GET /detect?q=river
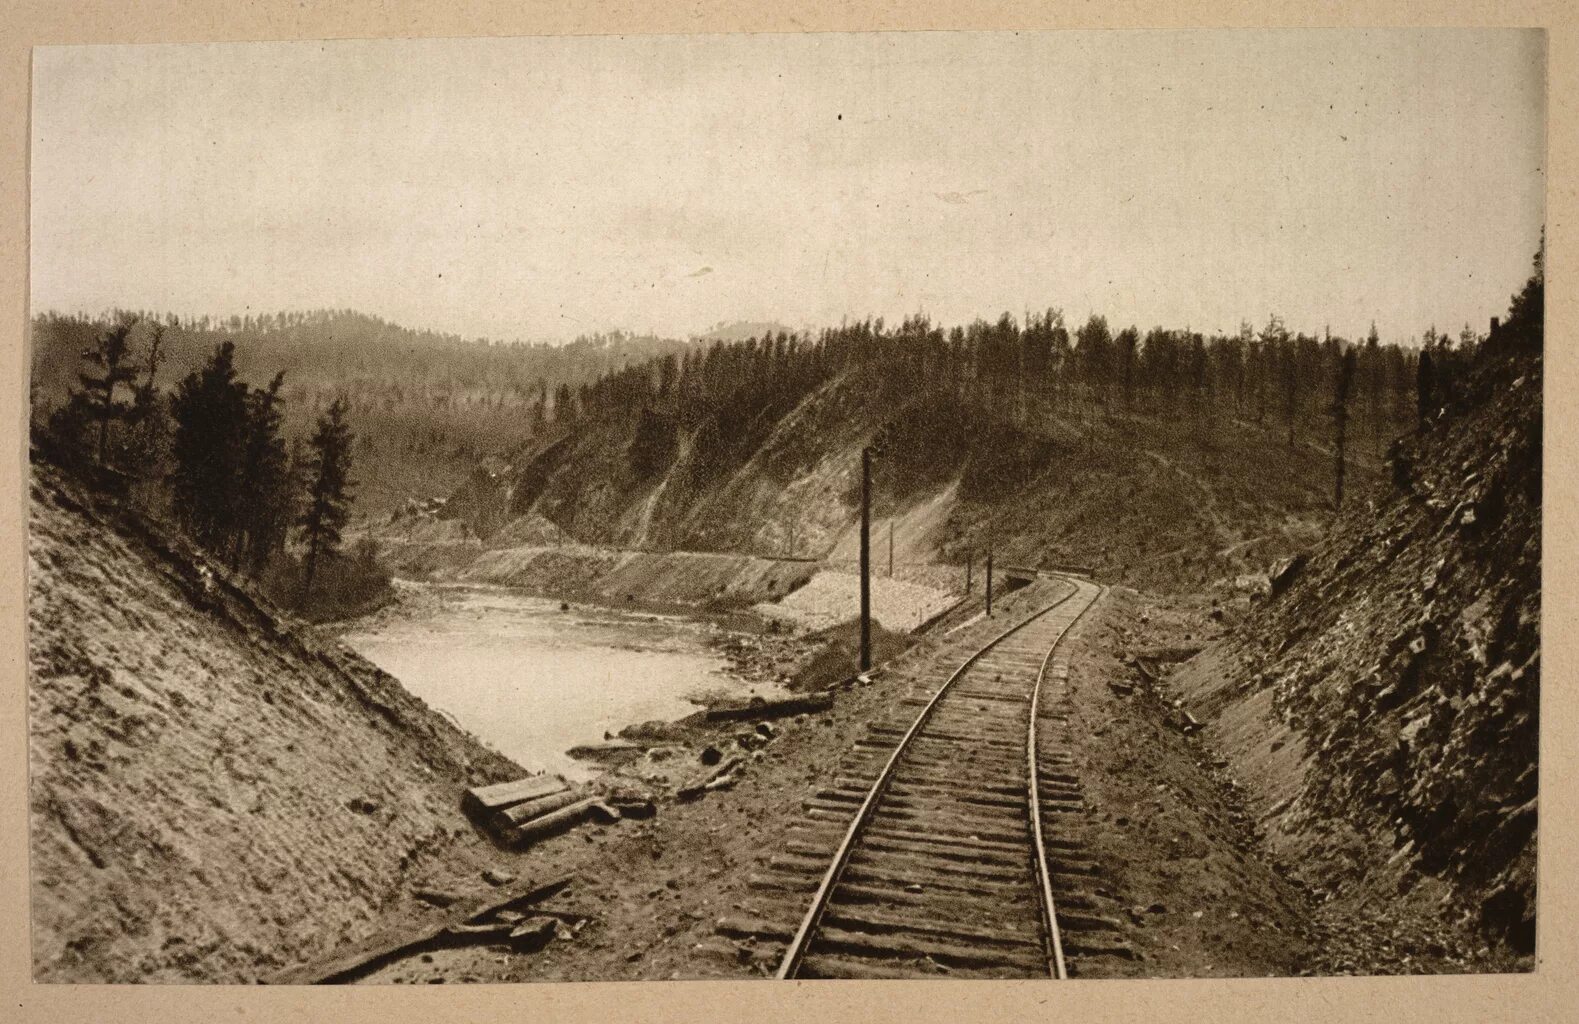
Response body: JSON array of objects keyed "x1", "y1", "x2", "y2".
[{"x1": 341, "y1": 582, "x2": 778, "y2": 779}]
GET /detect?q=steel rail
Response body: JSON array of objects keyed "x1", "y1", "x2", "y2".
[
  {"x1": 1026, "y1": 579, "x2": 1105, "y2": 980},
  {"x1": 774, "y1": 577, "x2": 1081, "y2": 980}
]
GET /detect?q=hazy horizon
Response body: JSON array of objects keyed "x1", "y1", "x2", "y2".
[{"x1": 31, "y1": 30, "x2": 1545, "y2": 346}]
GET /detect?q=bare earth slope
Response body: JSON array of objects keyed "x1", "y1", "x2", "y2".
[
  {"x1": 391, "y1": 373, "x2": 1364, "y2": 597},
  {"x1": 27, "y1": 464, "x2": 522, "y2": 982},
  {"x1": 1169, "y1": 336, "x2": 1540, "y2": 967}
]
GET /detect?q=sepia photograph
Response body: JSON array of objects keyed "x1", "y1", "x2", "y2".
[{"x1": 23, "y1": 28, "x2": 1543, "y2": 986}]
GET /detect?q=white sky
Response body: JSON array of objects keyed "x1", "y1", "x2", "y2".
[{"x1": 31, "y1": 30, "x2": 1545, "y2": 344}]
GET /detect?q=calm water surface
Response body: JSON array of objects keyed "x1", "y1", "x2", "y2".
[{"x1": 343, "y1": 583, "x2": 775, "y2": 778}]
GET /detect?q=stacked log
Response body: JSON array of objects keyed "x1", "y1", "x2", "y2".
[
  {"x1": 501, "y1": 797, "x2": 612, "y2": 847},
  {"x1": 463, "y1": 775, "x2": 571, "y2": 819},
  {"x1": 464, "y1": 775, "x2": 617, "y2": 847}
]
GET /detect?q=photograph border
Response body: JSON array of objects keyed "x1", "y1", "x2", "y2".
[{"x1": 0, "y1": 2, "x2": 1572, "y2": 1022}]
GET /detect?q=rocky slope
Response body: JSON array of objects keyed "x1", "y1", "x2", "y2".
[
  {"x1": 1169, "y1": 316, "x2": 1541, "y2": 964},
  {"x1": 27, "y1": 462, "x2": 524, "y2": 982}
]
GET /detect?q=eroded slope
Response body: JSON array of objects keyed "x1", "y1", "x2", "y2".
[{"x1": 27, "y1": 465, "x2": 521, "y2": 982}]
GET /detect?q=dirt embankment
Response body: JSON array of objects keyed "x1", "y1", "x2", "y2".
[
  {"x1": 454, "y1": 546, "x2": 819, "y2": 610},
  {"x1": 374, "y1": 533, "x2": 964, "y2": 642},
  {"x1": 1164, "y1": 340, "x2": 1540, "y2": 970},
  {"x1": 27, "y1": 465, "x2": 525, "y2": 983}
]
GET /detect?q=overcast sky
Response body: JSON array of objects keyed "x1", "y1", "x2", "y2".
[{"x1": 31, "y1": 30, "x2": 1544, "y2": 344}]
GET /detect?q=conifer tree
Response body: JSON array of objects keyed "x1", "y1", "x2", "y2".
[
  {"x1": 298, "y1": 397, "x2": 356, "y2": 604},
  {"x1": 121, "y1": 324, "x2": 171, "y2": 486},
  {"x1": 169, "y1": 342, "x2": 250, "y2": 558},
  {"x1": 1333, "y1": 347, "x2": 1357, "y2": 509},
  {"x1": 1363, "y1": 322, "x2": 1384, "y2": 456},
  {"x1": 73, "y1": 316, "x2": 140, "y2": 465},
  {"x1": 239, "y1": 371, "x2": 293, "y2": 571},
  {"x1": 1417, "y1": 347, "x2": 1436, "y2": 427}
]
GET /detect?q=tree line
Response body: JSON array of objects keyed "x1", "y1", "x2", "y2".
[
  {"x1": 533, "y1": 306, "x2": 1485, "y2": 512},
  {"x1": 38, "y1": 316, "x2": 361, "y2": 609},
  {"x1": 30, "y1": 309, "x2": 692, "y2": 514}
]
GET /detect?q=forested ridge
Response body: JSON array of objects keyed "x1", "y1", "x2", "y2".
[
  {"x1": 548, "y1": 309, "x2": 1456, "y2": 500},
  {"x1": 408, "y1": 303, "x2": 1490, "y2": 591},
  {"x1": 31, "y1": 297, "x2": 1494, "y2": 596},
  {"x1": 30, "y1": 309, "x2": 688, "y2": 512}
]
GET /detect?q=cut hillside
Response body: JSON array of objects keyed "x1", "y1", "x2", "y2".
[
  {"x1": 1168, "y1": 313, "x2": 1541, "y2": 965},
  {"x1": 27, "y1": 463, "x2": 523, "y2": 983},
  {"x1": 396, "y1": 371, "x2": 1368, "y2": 596}
]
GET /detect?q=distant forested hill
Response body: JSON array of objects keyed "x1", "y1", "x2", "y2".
[
  {"x1": 391, "y1": 307, "x2": 1475, "y2": 593},
  {"x1": 29, "y1": 309, "x2": 689, "y2": 512}
]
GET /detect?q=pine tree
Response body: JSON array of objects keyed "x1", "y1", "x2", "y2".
[
  {"x1": 1333, "y1": 347, "x2": 1357, "y2": 509},
  {"x1": 1363, "y1": 322, "x2": 1384, "y2": 456},
  {"x1": 73, "y1": 316, "x2": 140, "y2": 465},
  {"x1": 120, "y1": 323, "x2": 171, "y2": 487},
  {"x1": 298, "y1": 397, "x2": 356, "y2": 604},
  {"x1": 169, "y1": 342, "x2": 250, "y2": 558},
  {"x1": 1417, "y1": 347, "x2": 1436, "y2": 427},
  {"x1": 1075, "y1": 315, "x2": 1114, "y2": 416},
  {"x1": 1115, "y1": 326, "x2": 1139, "y2": 416},
  {"x1": 239, "y1": 371, "x2": 293, "y2": 571}
]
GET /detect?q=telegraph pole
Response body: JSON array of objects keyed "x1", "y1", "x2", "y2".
[
  {"x1": 859, "y1": 446, "x2": 872, "y2": 672},
  {"x1": 966, "y1": 550, "x2": 973, "y2": 592},
  {"x1": 888, "y1": 521, "x2": 894, "y2": 577},
  {"x1": 985, "y1": 543, "x2": 994, "y2": 617}
]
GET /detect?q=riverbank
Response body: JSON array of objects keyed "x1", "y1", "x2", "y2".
[
  {"x1": 353, "y1": 579, "x2": 1329, "y2": 982},
  {"x1": 339, "y1": 581, "x2": 804, "y2": 779}
]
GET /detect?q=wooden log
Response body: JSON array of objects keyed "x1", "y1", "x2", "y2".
[
  {"x1": 490, "y1": 786, "x2": 586, "y2": 831},
  {"x1": 565, "y1": 739, "x2": 644, "y2": 760},
  {"x1": 678, "y1": 755, "x2": 743, "y2": 801},
  {"x1": 705, "y1": 691, "x2": 833, "y2": 722},
  {"x1": 266, "y1": 875, "x2": 571, "y2": 984},
  {"x1": 508, "y1": 916, "x2": 560, "y2": 950},
  {"x1": 501, "y1": 797, "x2": 604, "y2": 847},
  {"x1": 463, "y1": 775, "x2": 568, "y2": 817},
  {"x1": 442, "y1": 921, "x2": 515, "y2": 940}
]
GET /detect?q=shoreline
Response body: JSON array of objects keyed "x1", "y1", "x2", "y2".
[{"x1": 331, "y1": 575, "x2": 832, "y2": 782}]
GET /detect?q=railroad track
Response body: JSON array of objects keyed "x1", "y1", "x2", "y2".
[{"x1": 715, "y1": 574, "x2": 1132, "y2": 979}]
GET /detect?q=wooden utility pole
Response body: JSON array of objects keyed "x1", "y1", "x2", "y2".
[
  {"x1": 966, "y1": 551, "x2": 973, "y2": 592},
  {"x1": 888, "y1": 521, "x2": 894, "y2": 577},
  {"x1": 985, "y1": 544, "x2": 994, "y2": 616},
  {"x1": 859, "y1": 446, "x2": 872, "y2": 672}
]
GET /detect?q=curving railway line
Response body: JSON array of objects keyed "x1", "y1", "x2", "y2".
[{"x1": 716, "y1": 573, "x2": 1129, "y2": 979}]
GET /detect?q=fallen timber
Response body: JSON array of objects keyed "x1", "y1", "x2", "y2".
[
  {"x1": 267, "y1": 875, "x2": 572, "y2": 984},
  {"x1": 705, "y1": 691, "x2": 834, "y2": 722},
  {"x1": 463, "y1": 775, "x2": 570, "y2": 818},
  {"x1": 678, "y1": 754, "x2": 744, "y2": 801},
  {"x1": 491, "y1": 786, "x2": 584, "y2": 831},
  {"x1": 463, "y1": 774, "x2": 619, "y2": 847},
  {"x1": 501, "y1": 797, "x2": 616, "y2": 846}
]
